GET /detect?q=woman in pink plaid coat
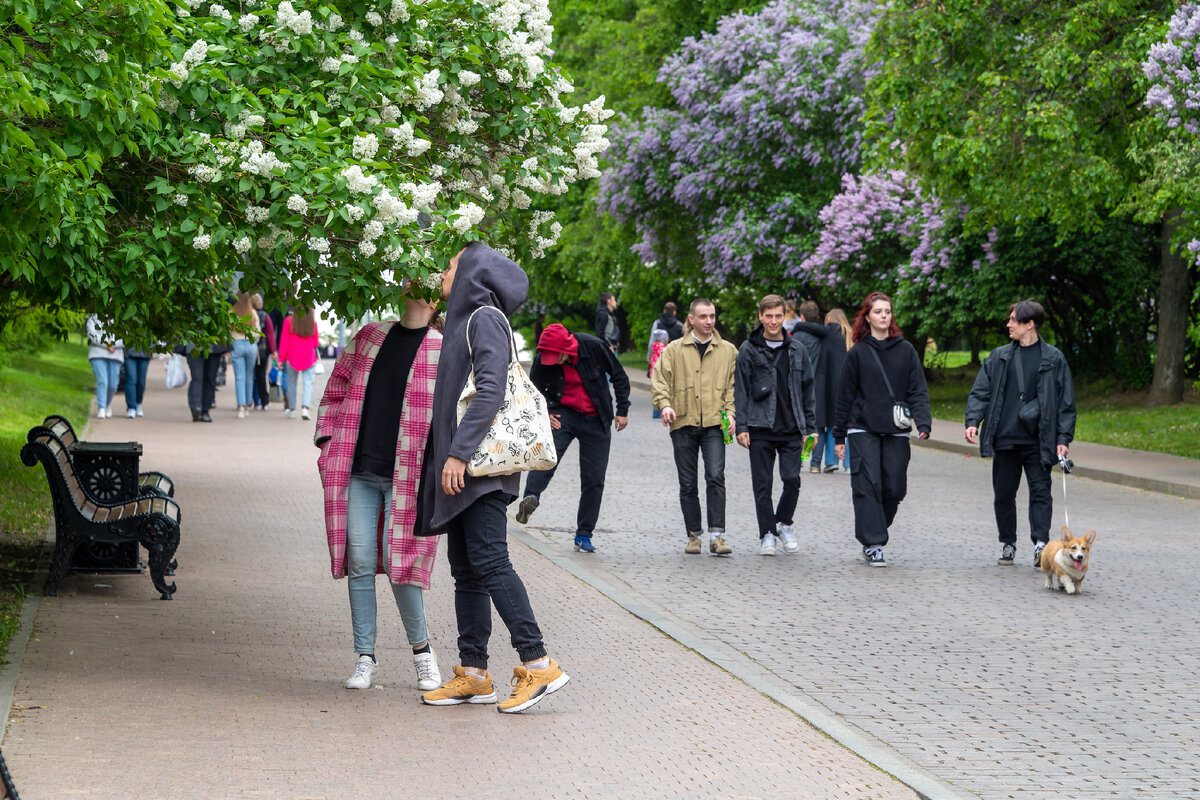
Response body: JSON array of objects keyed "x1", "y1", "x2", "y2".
[{"x1": 314, "y1": 293, "x2": 444, "y2": 692}]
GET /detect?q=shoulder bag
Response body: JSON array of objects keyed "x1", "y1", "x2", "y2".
[
  {"x1": 457, "y1": 307, "x2": 558, "y2": 477},
  {"x1": 867, "y1": 346, "x2": 912, "y2": 430}
]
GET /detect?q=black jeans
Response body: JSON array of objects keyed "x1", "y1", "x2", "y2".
[
  {"x1": 522, "y1": 408, "x2": 611, "y2": 537},
  {"x1": 748, "y1": 432, "x2": 805, "y2": 538},
  {"x1": 848, "y1": 432, "x2": 911, "y2": 547},
  {"x1": 186, "y1": 353, "x2": 222, "y2": 412},
  {"x1": 992, "y1": 445, "x2": 1053, "y2": 545},
  {"x1": 253, "y1": 350, "x2": 270, "y2": 408},
  {"x1": 445, "y1": 491, "x2": 546, "y2": 670},
  {"x1": 669, "y1": 425, "x2": 726, "y2": 533}
]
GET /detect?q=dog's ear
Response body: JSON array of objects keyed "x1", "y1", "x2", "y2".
[
  {"x1": 1084, "y1": 529, "x2": 1096, "y2": 546},
  {"x1": 1060, "y1": 526, "x2": 1072, "y2": 542}
]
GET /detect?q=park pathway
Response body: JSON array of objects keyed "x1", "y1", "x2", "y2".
[{"x1": 1, "y1": 364, "x2": 920, "y2": 799}]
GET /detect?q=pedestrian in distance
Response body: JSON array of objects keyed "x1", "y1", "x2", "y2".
[
  {"x1": 791, "y1": 306, "x2": 853, "y2": 474},
  {"x1": 123, "y1": 343, "x2": 151, "y2": 419},
  {"x1": 419, "y1": 242, "x2": 570, "y2": 714},
  {"x1": 650, "y1": 298, "x2": 739, "y2": 556},
  {"x1": 314, "y1": 285, "x2": 445, "y2": 693},
  {"x1": 789, "y1": 300, "x2": 824, "y2": 470},
  {"x1": 279, "y1": 308, "x2": 320, "y2": 420},
  {"x1": 833, "y1": 292, "x2": 931, "y2": 567},
  {"x1": 734, "y1": 294, "x2": 817, "y2": 556},
  {"x1": 964, "y1": 299, "x2": 1076, "y2": 568},
  {"x1": 647, "y1": 301, "x2": 685, "y2": 369},
  {"x1": 595, "y1": 291, "x2": 621, "y2": 352},
  {"x1": 250, "y1": 293, "x2": 277, "y2": 410},
  {"x1": 230, "y1": 292, "x2": 262, "y2": 419},
  {"x1": 515, "y1": 323, "x2": 631, "y2": 553},
  {"x1": 86, "y1": 314, "x2": 124, "y2": 419}
]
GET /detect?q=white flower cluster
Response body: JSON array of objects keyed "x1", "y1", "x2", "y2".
[
  {"x1": 385, "y1": 122, "x2": 432, "y2": 157},
  {"x1": 87, "y1": 49, "x2": 109, "y2": 63},
  {"x1": 371, "y1": 189, "x2": 420, "y2": 225},
  {"x1": 173, "y1": 193, "x2": 189, "y2": 206},
  {"x1": 192, "y1": 233, "x2": 211, "y2": 250},
  {"x1": 209, "y1": 4, "x2": 232, "y2": 20},
  {"x1": 246, "y1": 205, "x2": 269, "y2": 223},
  {"x1": 276, "y1": 1, "x2": 313, "y2": 36},
  {"x1": 385, "y1": 0, "x2": 410, "y2": 23},
  {"x1": 352, "y1": 133, "x2": 380, "y2": 159},
  {"x1": 451, "y1": 202, "x2": 486, "y2": 235},
  {"x1": 238, "y1": 13, "x2": 258, "y2": 31},
  {"x1": 345, "y1": 203, "x2": 365, "y2": 221},
  {"x1": 168, "y1": 39, "x2": 208, "y2": 87},
  {"x1": 188, "y1": 163, "x2": 217, "y2": 182},
  {"x1": 342, "y1": 165, "x2": 379, "y2": 195},
  {"x1": 458, "y1": 70, "x2": 481, "y2": 87},
  {"x1": 528, "y1": 210, "x2": 561, "y2": 258},
  {"x1": 411, "y1": 70, "x2": 444, "y2": 111},
  {"x1": 287, "y1": 194, "x2": 308, "y2": 215},
  {"x1": 233, "y1": 236, "x2": 252, "y2": 254},
  {"x1": 307, "y1": 236, "x2": 330, "y2": 253},
  {"x1": 239, "y1": 140, "x2": 289, "y2": 176}
]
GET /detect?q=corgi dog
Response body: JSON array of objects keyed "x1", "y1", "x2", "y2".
[{"x1": 1040, "y1": 526, "x2": 1096, "y2": 595}]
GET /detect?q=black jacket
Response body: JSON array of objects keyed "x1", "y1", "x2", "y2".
[
  {"x1": 734, "y1": 326, "x2": 817, "y2": 435},
  {"x1": 965, "y1": 338, "x2": 1076, "y2": 466},
  {"x1": 595, "y1": 305, "x2": 619, "y2": 349},
  {"x1": 834, "y1": 336, "x2": 931, "y2": 442},
  {"x1": 530, "y1": 332, "x2": 631, "y2": 425},
  {"x1": 653, "y1": 313, "x2": 684, "y2": 341},
  {"x1": 790, "y1": 321, "x2": 846, "y2": 428}
]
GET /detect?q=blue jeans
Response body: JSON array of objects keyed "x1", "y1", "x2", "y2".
[
  {"x1": 230, "y1": 339, "x2": 258, "y2": 407},
  {"x1": 90, "y1": 358, "x2": 120, "y2": 411},
  {"x1": 812, "y1": 426, "x2": 845, "y2": 469},
  {"x1": 286, "y1": 364, "x2": 315, "y2": 409},
  {"x1": 123, "y1": 356, "x2": 150, "y2": 411},
  {"x1": 346, "y1": 474, "x2": 429, "y2": 655}
]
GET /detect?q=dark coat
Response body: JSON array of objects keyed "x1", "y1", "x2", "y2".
[
  {"x1": 734, "y1": 326, "x2": 817, "y2": 435},
  {"x1": 834, "y1": 336, "x2": 931, "y2": 442},
  {"x1": 530, "y1": 331, "x2": 631, "y2": 425},
  {"x1": 420, "y1": 243, "x2": 528, "y2": 534},
  {"x1": 595, "y1": 305, "x2": 619, "y2": 348},
  {"x1": 964, "y1": 338, "x2": 1076, "y2": 467},
  {"x1": 790, "y1": 321, "x2": 846, "y2": 428}
]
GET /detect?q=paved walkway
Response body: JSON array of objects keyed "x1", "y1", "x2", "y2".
[{"x1": 1, "y1": 365, "x2": 921, "y2": 799}]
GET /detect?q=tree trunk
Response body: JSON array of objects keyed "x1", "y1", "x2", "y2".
[{"x1": 1147, "y1": 209, "x2": 1190, "y2": 406}]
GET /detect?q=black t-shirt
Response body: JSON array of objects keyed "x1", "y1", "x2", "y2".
[
  {"x1": 767, "y1": 340, "x2": 798, "y2": 435},
  {"x1": 353, "y1": 324, "x2": 428, "y2": 478},
  {"x1": 995, "y1": 342, "x2": 1040, "y2": 450}
]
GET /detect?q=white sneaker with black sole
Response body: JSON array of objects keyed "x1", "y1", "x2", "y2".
[
  {"x1": 1033, "y1": 542, "x2": 1045, "y2": 568},
  {"x1": 344, "y1": 654, "x2": 378, "y2": 689},
  {"x1": 413, "y1": 650, "x2": 442, "y2": 691},
  {"x1": 863, "y1": 546, "x2": 887, "y2": 567},
  {"x1": 997, "y1": 543, "x2": 1016, "y2": 566}
]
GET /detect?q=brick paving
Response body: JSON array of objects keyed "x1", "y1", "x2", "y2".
[
  {"x1": 519, "y1": 382, "x2": 1200, "y2": 800},
  {"x1": 2, "y1": 364, "x2": 917, "y2": 799}
]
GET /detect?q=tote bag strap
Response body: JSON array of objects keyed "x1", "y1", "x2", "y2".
[{"x1": 463, "y1": 306, "x2": 518, "y2": 366}]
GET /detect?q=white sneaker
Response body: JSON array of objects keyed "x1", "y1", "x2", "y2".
[
  {"x1": 759, "y1": 533, "x2": 777, "y2": 556},
  {"x1": 284, "y1": 409, "x2": 296, "y2": 419},
  {"x1": 413, "y1": 650, "x2": 442, "y2": 691},
  {"x1": 238, "y1": 407, "x2": 247, "y2": 419},
  {"x1": 136, "y1": 406, "x2": 144, "y2": 417},
  {"x1": 776, "y1": 524, "x2": 799, "y2": 554},
  {"x1": 126, "y1": 409, "x2": 137, "y2": 419},
  {"x1": 301, "y1": 407, "x2": 311, "y2": 420},
  {"x1": 344, "y1": 655, "x2": 378, "y2": 690}
]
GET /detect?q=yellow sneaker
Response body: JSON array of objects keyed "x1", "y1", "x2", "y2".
[
  {"x1": 497, "y1": 658, "x2": 571, "y2": 714},
  {"x1": 420, "y1": 665, "x2": 497, "y2": 706},
  {"x1": 709, "y1": 535, "x2": 732, "y2": 555},
  {"x1": 685, "y1": 533, "x2": 702, "y2": 554}
]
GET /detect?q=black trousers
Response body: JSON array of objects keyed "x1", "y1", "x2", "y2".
[
  {"x1": 848, "y1": 432, "x2": 911, "y2": 548},
  {"x1": 445, "y1": 491, "x2": 546, "y2": 670},
  {"x1": 748, "y1": 432, "x2": 804, "y2": 538},
  {"x1": 186, "y1": 353, "x2": 222, "y2": 413},
  {"x1": 522, "y1": 408, "x2": 611, "y2": 537},
  {"x1": 669, "y1": 425, "x2": 726, "y2": 533},
  {"x1": 992, "y1": 445, "x2": 1053, "y2": 545},
  {"x1": 253, "y1": 350, "x2": 270, "y2": 408}
]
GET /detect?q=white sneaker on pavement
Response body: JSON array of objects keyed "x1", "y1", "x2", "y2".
[
  {"x1": 126, "y1": 409, "x2": 137, "y2": 419},
  {"x1": 759, "y1": 533, "x2": 777, "y2": 556},
  {"x1": 413, "y1": 650, "x2": 442, "y2": 691},
  {"x1": 344, "y1": 654, "x2": 378, "y2": 689},
  {"x1": 776, "y1": 524, "x2": 799, "y2": 554}
]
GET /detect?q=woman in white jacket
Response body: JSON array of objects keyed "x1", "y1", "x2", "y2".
[{"x1": 86, "y1": 315, "x2": 125, "y2": 418}]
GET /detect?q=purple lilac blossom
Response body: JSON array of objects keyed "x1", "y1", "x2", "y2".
[{"x1": 1144, "y1": 4, "x2": 1200, "y2": 132}]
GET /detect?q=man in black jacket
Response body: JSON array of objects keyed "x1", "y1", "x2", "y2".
[
  {"x1": 595, "y1": 292, "x2": 620, "y2": 351},
  {"x1": 965, "y1": 300, "x2": 1076, "y2": 568},
  {"x1": 734, "y1": 295, "x2": 817, "y2": 557},
  {"x1": 516, "y1": 324, "x2": 630, "y2": 553}
]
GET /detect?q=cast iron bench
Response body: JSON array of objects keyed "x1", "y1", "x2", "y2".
[
  {"x1": 40, "y1": 415, "x2": 174, "y2": 500},
  {"x1": 20, "y1": 429, "x2": 180, "y2": 600}
]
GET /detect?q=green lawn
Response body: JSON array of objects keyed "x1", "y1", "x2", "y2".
[{"x1": 0, "y1": 340, "x2": 94, "y2": 663}]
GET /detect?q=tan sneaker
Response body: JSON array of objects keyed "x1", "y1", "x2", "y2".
[
  {"x1": 709, "y1": 535, "x2": 732, "y2": 556},
  {"x1": 497, "y1": 658, "x2": 570, "y2": 714},
  {"x1": 420, "y1": 665, "x2": 497, "y2": 706},
  {"x1": 685, "y1": 533, "x2": 702, "y2": 554}
]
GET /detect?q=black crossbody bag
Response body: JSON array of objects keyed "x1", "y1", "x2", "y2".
[{"x1": 867, "y1": 346, "x2": 912, "y2": 430}]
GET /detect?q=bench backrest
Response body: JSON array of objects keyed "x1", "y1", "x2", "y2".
[{"x1": 42, "y1": 415, "x2": 77, "y2": 448}]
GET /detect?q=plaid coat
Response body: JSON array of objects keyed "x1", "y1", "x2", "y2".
[{"x1": 315, "y1": 322, "x2": 441, "y2": 587}]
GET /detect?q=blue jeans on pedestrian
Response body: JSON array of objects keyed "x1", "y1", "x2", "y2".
[
  {"x1": 669, "y1": 425, "x2": 726, "y2": 533},
  {"x1": 286, "y1": 364, "x2": 315, "y2": 409},
  {"x1": 230, "y1": 340, "x2": 257, "y2": 408},
  {"x1": 123, "y1": 356, "x2": 150, "y2": 412},
  {"x1": 90, "y1": 358, "x2": 120, "y2": 412},
  {"x1": 812, "y1": 426, "x2": 844, "y2": 469},
  {"x1": 346, "y1": 473, "x2": 429, "y2": 655},
  {"x1": 445, "y1": 491, "x2": 546, "y2": 670}
]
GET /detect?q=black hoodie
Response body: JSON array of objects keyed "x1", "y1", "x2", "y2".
[
  {"x1": 833, "y1": 336, "x2": 931, "y2": 442},
  {"x1": 420, "y1": 243, "x2": 528, "y2": 534}
]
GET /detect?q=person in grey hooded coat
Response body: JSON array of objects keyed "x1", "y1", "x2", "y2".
[{"x1": 418, "y1": 242, "x2": 570, "y2": 714}]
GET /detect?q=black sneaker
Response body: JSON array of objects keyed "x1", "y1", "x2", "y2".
[
  {"x1": 1033, "y1": 542, "x2": 1045, "y2": 568},
  {"x1": 997, "y1": 543, "x2": 1016, "y2": 566},
  {"x1": 515, "y1": 495, "x2": 539, "y2": 524},
  {"x1": 863, "y1": 546, "x2": 887, "y2": 567}
]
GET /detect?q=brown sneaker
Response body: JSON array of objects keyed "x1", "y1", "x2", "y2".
[
  {"x1": 709, "y1": 535, "x2": 732, "y2": 556},
  {"x1": 685, "y1": 533, "x2": 702, "y2": 554},
  {"x1": 420, "y1": 665, "x2": 497, "y2": 706},
  {"x1": 497, "y1": 658, "x2": 570, "y2": 714}
]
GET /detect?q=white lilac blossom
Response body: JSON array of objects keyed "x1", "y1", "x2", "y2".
[
  {"x1": 307, "y1": 236, "x2": 330, "y2": 253},
  {"x1": 246, "y1": 205, "x2": 269, "y2": 223},
  {"x1": 359, "y1": 240, "x2": 378, "y2": 257},
  {"x1": 352, "y1": 133, "x2": 380, "y2": 159},
  {"x1": 451, "y1": 202, "x2": 485, "y2": 234},
  {"x1": 173, "y1": 193, "x2": 189, "y2": 206},
  {"x1": 233, "y1": 236, "x2": 252, "y2": 254},
  {"x1": 341, "y1": 165, "x2": 378, "y2": 194},
  {"x1": 192, "y1": 233, "x2": 211, "y2": 250},
  {"x1": 287, "y1": 194, "x2": 308, "y2": 215}
]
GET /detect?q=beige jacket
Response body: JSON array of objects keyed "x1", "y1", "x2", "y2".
[{"x1": 651, "y1": 331, "x2": 737, "y2": 432}]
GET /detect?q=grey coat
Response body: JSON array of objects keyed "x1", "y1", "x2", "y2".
[{"x1": 420, "y1": 243, "x2": 528, "y2": 534}]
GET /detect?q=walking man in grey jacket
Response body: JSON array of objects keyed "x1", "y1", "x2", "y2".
[
  {"x1": 734, "y1": 295, "x2": 817, "y2": 556},
  {"x1": 419, "y1": 242, "x2": 570, "y2": 714},
  {"x1": 965, "y1": 300, "x2": 1076, "y2": 568}
]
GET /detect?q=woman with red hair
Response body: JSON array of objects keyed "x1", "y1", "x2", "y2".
[{"x1": 833, "y1": 293, "x2": 931, "y2": 567}]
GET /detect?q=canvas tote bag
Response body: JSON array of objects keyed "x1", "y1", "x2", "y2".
[{"x1": 456, "y1": 306, "x2": 558, "y2": 477}]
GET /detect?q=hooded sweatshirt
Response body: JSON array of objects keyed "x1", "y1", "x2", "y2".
[
  {"x1": 420, "y1": 243, "x2": 528, "y2": 534},
  {"x1": 833, "y1": 335, "x2": 931, "y2": 442}
]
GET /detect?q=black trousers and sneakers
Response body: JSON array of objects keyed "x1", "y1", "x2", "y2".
[
  {"x1": 670, "y1": 425, "x2": 730, "y2": 555},
  {"x1": 187, "y1": 353, "x2": 222, "y2": 422},
  {"x1": 848, "y1": 432, "x2": 910, "y2": 566},
  {"x1": 748, "y1": 432, "x2": 804, "y2": 555},
  {"x1": 992, "y1": 445, "x2": 1052, "y2": 566},
  {"x1": 517, "y1": 408, "x2": 610, "y2": 552}
]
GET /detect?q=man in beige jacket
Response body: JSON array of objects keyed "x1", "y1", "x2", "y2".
[{"x1": 651, "y1": 298, "x2": 739, "y2": 555}]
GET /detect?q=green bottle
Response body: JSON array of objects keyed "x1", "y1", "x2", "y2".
[
  {"x1": 720, "y1": 411, "x2": 733, "y2": 445},
  {"x1": 802, "y1": 433, "x2": 816, "y2": 463}
]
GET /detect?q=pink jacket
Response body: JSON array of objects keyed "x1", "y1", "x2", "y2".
[
  {"x1": 279, "y1": 316, "x2": 320, "y2": 371},
  {"x1": 315, "y1": 322, "x2": 441, "y2": 587}
]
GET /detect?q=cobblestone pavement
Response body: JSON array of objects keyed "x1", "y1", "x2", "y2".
[
  {"x1": 2, "y1": 368, "x2": 918, "y2": 799},
  {"x1": 515, "y1": 385, "x2": 1200, "y2": 800}
]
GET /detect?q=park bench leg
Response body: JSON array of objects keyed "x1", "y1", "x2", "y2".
[{"x1": 139, "y1": 517, "x2": 179, "y2": 600}]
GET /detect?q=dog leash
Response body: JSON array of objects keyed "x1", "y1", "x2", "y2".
[{"x1": 1058, "y1": 454, "x2": 1073, "y2": 527}]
